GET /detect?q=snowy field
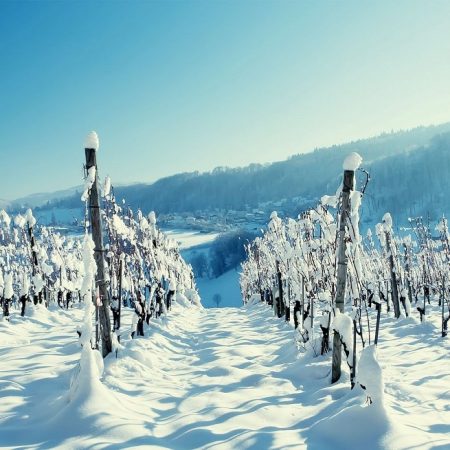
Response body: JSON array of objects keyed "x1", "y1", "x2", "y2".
[
  {"x1": 163, "y1": 229, "x2": 242, "y2": 309},
  {"x1": 1, "y1": 299, "x2": 449, "y2": 449},
  {"x1": 196, "y1": 270, "x2": 242, "y2": 308},
  {"x1": 163, "y1": 229, "x2": 219, "y2": 250}
]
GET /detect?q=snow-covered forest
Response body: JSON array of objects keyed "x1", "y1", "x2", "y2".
[{"x1": 1, "y1": 135, "x2": 449, "y2": 449}]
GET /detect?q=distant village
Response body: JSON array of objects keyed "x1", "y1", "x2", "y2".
[
  {"x1": 20, "y1": 195, "x2": 316, "y2": 235},
  {"x1": 157, "y1": 196, "x2": 316, "y2": 233}
]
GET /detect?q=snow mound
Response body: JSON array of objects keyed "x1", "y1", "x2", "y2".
[
  {"x1": 69, "y1": 347, "x2": 104, "y2": 404},
  {"x1": 357, "y1": 345, "x2": 384, "y2": 404},
  {"x1": 175, "y1": 291, "x2": 192, "y2": 307},
  {"x1": 307, "y1": 388, "x2": 393, "y2": 450},
  {"x1": 184, "y1": 288, "x2": 203, "y2": 307},
  {"x1": 382, "y1": 212, "x2": 393, "y2": 232},
  {"x1": 84, "y1": 131, "x2": 99, "y2": 150},
  {"x1": 248, "y1": 293, "x2": 262, "y2": 305},
  {"x1": 343, "y1": 152, "x2": 363, "y2": 171}
]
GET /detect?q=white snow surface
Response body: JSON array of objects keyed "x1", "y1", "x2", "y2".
[
  {"x1": 0, "y1": 301, "x2": 449, "y2": 449},
  {"x1": 103, "y1": 176, "x2": 111, "y2": 198},
  {"x1": 164, "y1": 229, "x2": 219, "y2": 250},
  {"x1": 3, "y1": 272, "x2": 14, "y2": 299},
  {"x1": 343, "y1": 152, "x2": 363, "y2": 171},
  {"x1": 25, "y1": 208, "x2": 36, "y2": 228},
  {"x1": 0, "y1": 209, "x2": 11, "y2": 227},
  {"x1": 196, "y1": 269, "x2": 242, "y2": 307},
  {"x1": 382, "y1": 212, "x2": 393, "y2": 232},
  {"x1": 84, "y1": 131, "x2": 99, "y2": 150},
  {"x1": 81, "y1": 166, "x2": 96, "y2": 202},
  {"x1": 14, "y1": 213, "x2": 26, "y2": 229},
  {"x1": 357, "y1": 345, "x2": 384, "y2": 404}
]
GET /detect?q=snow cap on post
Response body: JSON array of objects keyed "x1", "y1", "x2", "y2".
[
  {"x1": 148, "y1": 211, "x2": 157, "y2": 225},
  {"x1": 343, "y1": 152, "x2": 362, "y2": 171},
  {"x1": 4, "y1": 273, "x2": 14, "y2": 299},
  {"x1": 84, "y1": 131, "x2": 99, "y2": 151},
  {"x1": 14, "y1": 214, "x2": 26, "y2": 229},
  {"x1": 382, "y1": 212, "x2": 393, "y2": 232},
  {"x1": 25, "y1": 209, "x2": 36, "y2": 228},
  {"x1": 0, "y1": 210, "x2": 11, "y2": 227}
]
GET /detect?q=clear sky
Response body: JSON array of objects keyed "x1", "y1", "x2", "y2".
[{"x1": 1, "y1": 0, "x2": 450, "y2": 200}]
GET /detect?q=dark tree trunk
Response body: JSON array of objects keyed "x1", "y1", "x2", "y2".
[
  {"x1": 276, "y1": 261, "x2": 284, "y2": 319},
  {"x1": 118, "y1": 259, "x2": 123, "y2": 342},
  {"x1": 20, "y1": 295, "x2": 27, "y2": 317},
  {"x1": 385, "y1": 232, "x2": 400, "y2": 318},
  {"x1": 167, "y1": 290, "x2": 174, "y2": 311},
  {"x1": 294, "y1": 300, "x2": 301, "y2": 329},
  {"x1": 2, "y1": 298, "x2": 10, "y2": 320}
]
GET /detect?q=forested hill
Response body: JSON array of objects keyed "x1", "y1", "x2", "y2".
[{"x1": 24, "y1": 123, "x2": 450, "y2": 223}]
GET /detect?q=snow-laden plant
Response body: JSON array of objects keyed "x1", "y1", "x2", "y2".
[
  {"x1": 99, "y1": 176, "x2": 200, "y2": 338},
  {"x1": 357, "y1": 345, "x2": 384, "y2": 405},
  {"x1": 80, "y1": 233, "x2": 97, "y2": 302}
]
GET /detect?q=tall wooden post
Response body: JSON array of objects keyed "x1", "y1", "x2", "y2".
[
  {"x1": 285, "y1": 279, "x2": 291, "y2": 322},
  {"x1": 276, "y1": 260, "x2": 284, "y2": 318},
  {"x1": 442, "y1": 276, "x2": 447, "y2": 338},
  {"x1": 118, "y1": 258, "x2": 123, "y2": 331},
  {"x1": 254, "y1": 246, "x2": 264, "y2": 303},
  {"x1": 85, "y1": 137, "x2": 112, "y2": 357},
  {"x1": 301, "y1": 274, "x2": 305, "y2": 326},
  {"x1": 27, "y1": 224, "x2": 38, "y2": 276},
  {"x1": 385, "y1": 231, "x2": 400, "y2": 318},
  {"x1": 351, "y1": 315, "x2": 357, "y2": 388},
  {"x1": 95, "y1": 286, "x2": 99, "y2": 350},
  {"x1": 331, "y1": 169, "x2": 354, "y2": 384},
  {"x1": 374, "y1": 299, "x2": 382, "y2": 345},
  {"x1": 403, "y1": 243, "x2": 413, "y2": 307}
]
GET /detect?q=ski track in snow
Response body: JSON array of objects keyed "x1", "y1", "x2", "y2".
[{"x1": 0, "y1": 301, "x2": 449, "y2": 449}]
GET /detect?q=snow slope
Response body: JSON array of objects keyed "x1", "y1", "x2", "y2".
[
  {"x1": 196, "y1": 269, "x2": 242, "y2": 308},
  {"x1": 162, "y1": 229, "x2": 242, "y2": 309},
  {"x1": 0, "y1": 301, "x2": 449, "y2": 449},
  {"x1": 164, "y1": 229, "x2": 219, "y2": 250}
]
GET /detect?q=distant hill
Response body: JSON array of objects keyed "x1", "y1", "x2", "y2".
[
  {"x1": 10, "y1": 186, "x2": 81, "y2": 209},
  {"x1": 8, "y1": 122, "x2": 450, "y2": 226}
]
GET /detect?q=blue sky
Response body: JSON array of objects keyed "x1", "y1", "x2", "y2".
[{"x1": 1, "y1": 0, "x2": 450, "y2": 200}]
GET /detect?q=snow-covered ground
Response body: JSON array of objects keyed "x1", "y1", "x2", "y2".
[
  {"x1": 1, "y1": 300, "x2": 449, "y2": 449},
  {"x1": 163, "y1": 229, "x2": 242, "y2": 308},
  {"x1": 164, "y1": 229, "x2": 219, "y2": 250},
  {"x1": 196, "y1": 269, "x2": 242, "y2": 308}
]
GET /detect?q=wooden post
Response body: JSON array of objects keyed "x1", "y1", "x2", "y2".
[
  {"x1": 351, "y1": 316, "x2": 357, "y2": 388},
  {"x1": 85, "y1": 141, "x2": 112, "y2": 357},
  {"x1": 331, "y1": 169, "x2": 354, "y2": 384},
  {"x1": 285, "y1": 280, "x2": 291, "y2": 322},
  {"x1": 403, "y1": 243, "x2": 413, "y2": 307},
  {"x1": 374, "y1": 302, "x2": 381, "y2": 345},
  {"x1": 27, "y1": 224, "x2": 38, "y2": 276},
  {"x1": 272, "y1": 283, "x2": 277, "y2": 316},
  {"x1": 294, "y1": 300, "x2": 301, "y2": 329},
  {"x1": 276, "y1": 260, "x2": 284, "y2": 319},
  {"x1": 385, "y1": 231, "x2": 400, "y2": 318},
  {"x1": 27, "y1": 223, "x2": 45, "y2": 304},
  {"x1": 95, "y1": 287, "x2": 99, "y2": 350},
  {"x1": 118, "y1": 258, "x2": 123, "y2": 342},
  {"x1": 301, "y1": 274, "x2": 305, "y2": 327},
  {"x1": 254, "y1": 246, "x2": 264, "y2": 303},
  {"x1": 442, "y1": 276, "x2": 447, "y2": 338}
]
